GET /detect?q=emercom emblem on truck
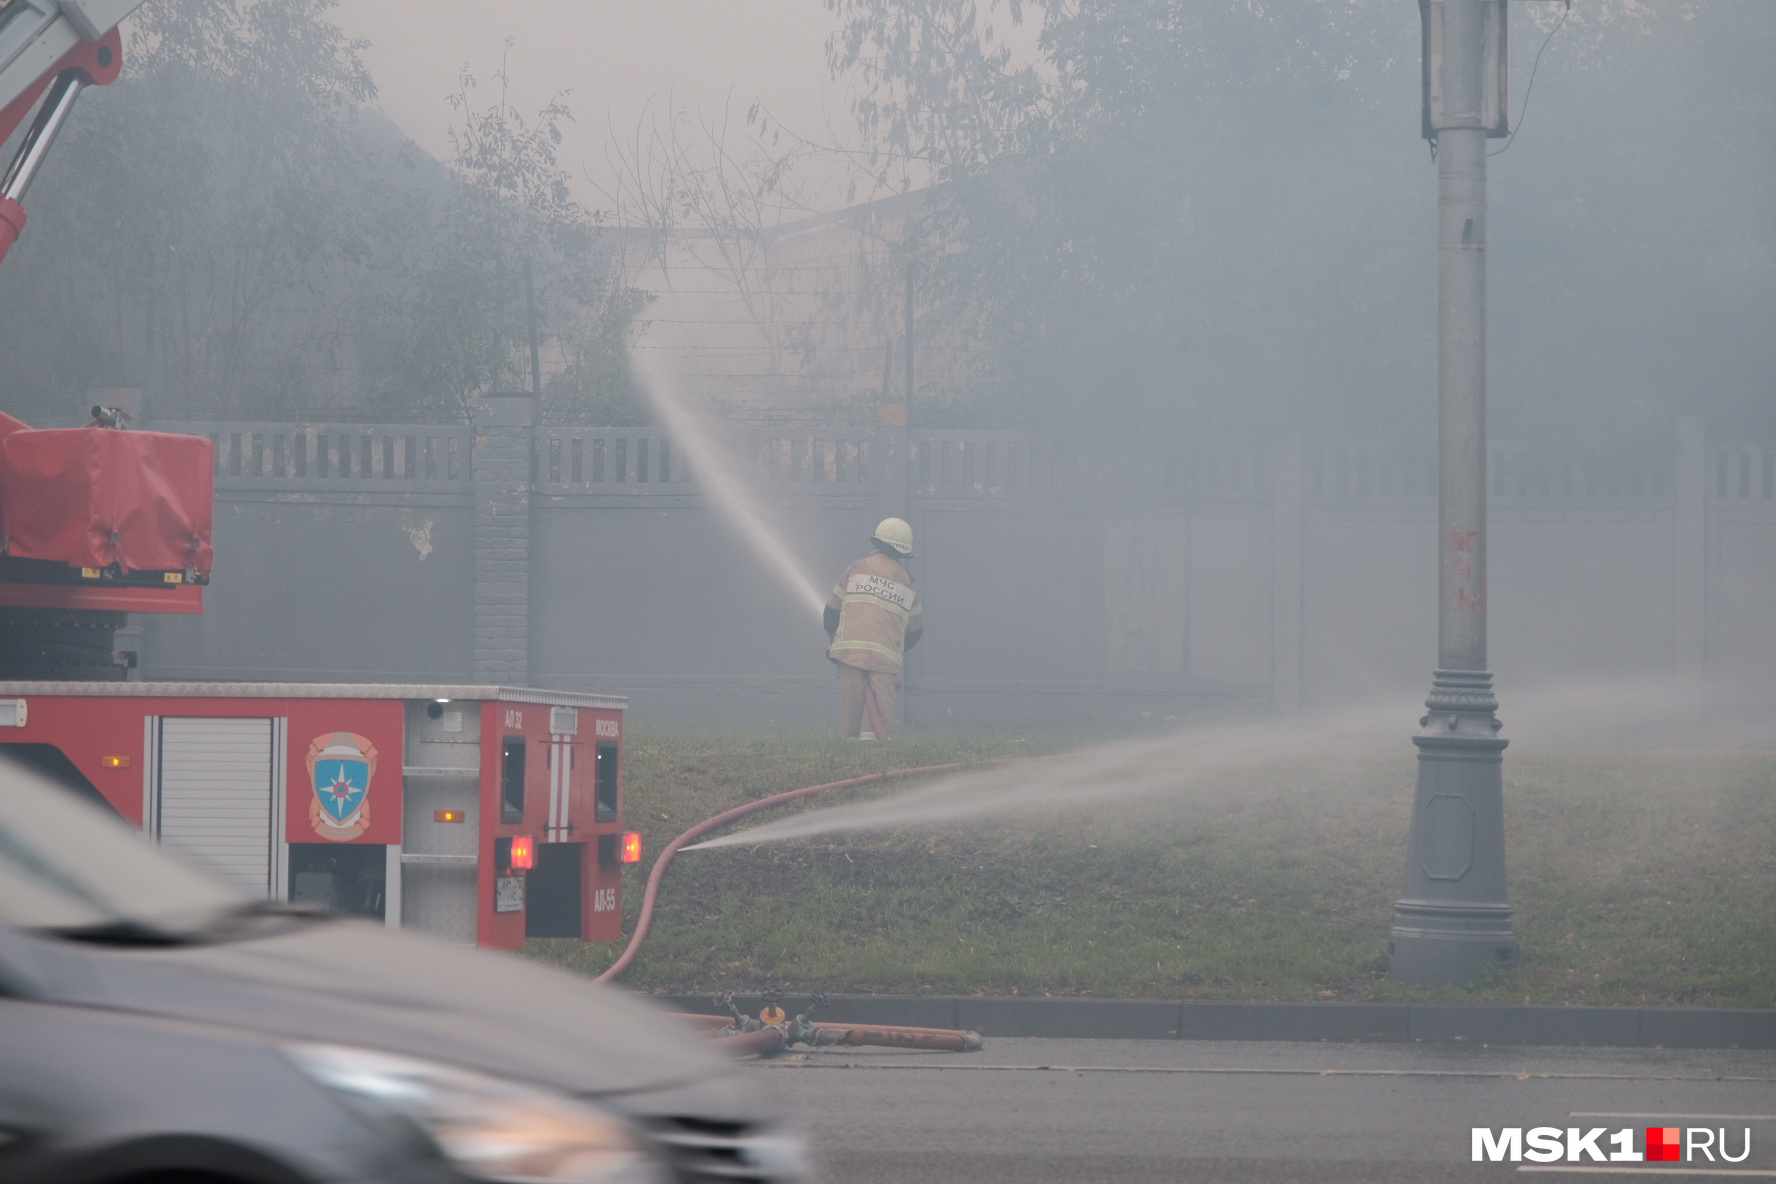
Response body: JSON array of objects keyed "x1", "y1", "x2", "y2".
[{"x1": 307, "y1": 731, "x2": 378, "y2": 840}]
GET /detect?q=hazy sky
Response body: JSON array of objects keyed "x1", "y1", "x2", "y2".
[{"x1": 328, "y1": 0, "x2": 851, "y2": 207}]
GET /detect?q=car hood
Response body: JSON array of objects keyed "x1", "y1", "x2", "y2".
[{"x1": 18, "y1": 918, "x2": 736, "y2": 1097}]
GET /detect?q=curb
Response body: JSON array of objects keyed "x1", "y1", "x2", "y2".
[{"x1": 650, "y1": 994, "x2": 1776, "y2": 1049}]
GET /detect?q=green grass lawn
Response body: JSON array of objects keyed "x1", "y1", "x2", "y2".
[{"x1": 526, "y1": 724, "x2": 1776, "y2": 1008}]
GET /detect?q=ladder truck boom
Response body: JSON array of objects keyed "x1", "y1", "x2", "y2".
[
  {"x1": 0, "y1": 0, "x2": 212, "y2": 682},
  {"x1": 0, "y1": 0, "x2": 143, "y2": 265}
]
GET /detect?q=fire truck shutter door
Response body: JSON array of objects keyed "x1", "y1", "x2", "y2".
[{"x1": 157, "y1": 717, "x2": 274, "y2": 896}]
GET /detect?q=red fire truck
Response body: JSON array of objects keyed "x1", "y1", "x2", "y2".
[
  {"x1": 0, "y1": 682, "x2": 635, "y2": 947},
  {"x1": 0, "y1": 3, "x2": 637, "y2": 949}
]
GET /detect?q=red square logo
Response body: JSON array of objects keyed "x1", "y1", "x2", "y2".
[{"x1": 1647, "y1": 1127, "x2": 1681, "y2": 1162}]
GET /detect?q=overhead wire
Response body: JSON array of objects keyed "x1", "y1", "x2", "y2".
[{"x1": 1490, "y1": 0, "x2": 1572, "y2": 158}]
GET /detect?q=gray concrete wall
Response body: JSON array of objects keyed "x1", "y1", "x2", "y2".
[
  {"x1": 145, "y1": 422, "x2": 476, "y2": 682},
  {"x1": 142, "y1": 416, "x2": 1776, "y2": 728}
]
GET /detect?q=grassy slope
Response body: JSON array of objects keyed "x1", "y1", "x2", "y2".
[{"x1": 526, "y1": 725, "x2": 1776, "y2": 1008}]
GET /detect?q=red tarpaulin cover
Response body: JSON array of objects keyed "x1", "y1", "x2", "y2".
[{"x1": 0, "y1": 423, "x2": 214, "y2": 574}]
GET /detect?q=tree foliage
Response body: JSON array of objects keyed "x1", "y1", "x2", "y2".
[
  {"x1": 365, "y1": 58, "x2": 648, "y2": 424},
  {"x1": 825, "y1": 0, "x2": 1776, "y2": 446},
  {"x1": 0, "y1": 0, "x2": 645, "y2": 425},
  {"x1": 0, "y1": 0, "x2": 381, "y2": 419}
]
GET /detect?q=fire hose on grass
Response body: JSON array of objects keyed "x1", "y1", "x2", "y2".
[{"x1": 592, "y1": 759, "x2": 994, "y2": 1055}]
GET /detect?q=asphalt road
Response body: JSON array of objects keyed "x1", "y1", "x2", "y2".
[{"x1": 749, "y1": 1037, "x2": 1776, "y2": 1184}]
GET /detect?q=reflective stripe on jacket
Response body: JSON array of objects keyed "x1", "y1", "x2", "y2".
[{"x1": 826, "y1": 552, "x2": 922, "y2": 673}]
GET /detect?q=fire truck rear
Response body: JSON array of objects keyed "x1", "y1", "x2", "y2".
[{"x1": 0, "y1": 1, "x2": 636, "y2": 948}]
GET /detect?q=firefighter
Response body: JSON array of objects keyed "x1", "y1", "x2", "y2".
[{"x1": 825, "y1": 517, "x2": 923, "y2": 739}]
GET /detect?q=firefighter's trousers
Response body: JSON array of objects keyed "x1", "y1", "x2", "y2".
[{"x1": 836, "y1": 661, "x2": 898, "y2": 738}]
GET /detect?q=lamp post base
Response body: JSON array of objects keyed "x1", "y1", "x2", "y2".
[
  {"x1": 1388, "y1": 668, "x2": 1518, "y2": 987},
  {"x1": 1390, "y1": 902, "x2": 1518, "y2": 986}
]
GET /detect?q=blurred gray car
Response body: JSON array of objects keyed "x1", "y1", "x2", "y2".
[{"x1": 0, "y1": 758, "x2": 808, "y2": 1184}]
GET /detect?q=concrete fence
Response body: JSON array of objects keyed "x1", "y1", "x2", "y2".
[{"x1": 138, "y1": 402, "x2": 1775, "y2": 727}]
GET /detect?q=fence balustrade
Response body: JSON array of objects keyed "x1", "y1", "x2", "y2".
[
  {"x1": 157, "y1": 419, "x2": 1771, "y2": 513},
  {"x1": 166, "y1": 422, "x2": 475, "y2": 493},
  {"x1": 1713, "y1": 444, "x2": 1776, "y2": 502}
]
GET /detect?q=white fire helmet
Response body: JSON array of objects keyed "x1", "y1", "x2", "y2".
[{"x1": 872, "y1": 517, "x2": 914, "y2": 556}]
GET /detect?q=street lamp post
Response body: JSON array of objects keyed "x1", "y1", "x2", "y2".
[{"x1": 1389, "y1": 0, "x2": 1519, "y2": 986}]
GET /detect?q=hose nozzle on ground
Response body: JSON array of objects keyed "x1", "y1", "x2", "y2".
[{"x1": 679, "y1": 1003, "x2": 984, "y2": 1058}]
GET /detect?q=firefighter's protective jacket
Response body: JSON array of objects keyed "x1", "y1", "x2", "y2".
[{"x1": 826, "y1": 552, "x2": 922, "y2": 673}]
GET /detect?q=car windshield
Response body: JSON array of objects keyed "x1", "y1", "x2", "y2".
[{"x1": 0, "y1": 757, "x2": 243, "y2": 935}]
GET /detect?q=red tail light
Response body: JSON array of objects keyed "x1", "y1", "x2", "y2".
[
  {"x1": 510, "y1": 834, "x2": 535, "y2": 870},
  {"x1": 620, "y1": 832, "x2": 642, "y2": 863}
]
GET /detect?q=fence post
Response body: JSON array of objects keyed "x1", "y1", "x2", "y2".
[
  {"x1": 877, "y1": 402, "x2": 909, "y2": 521},
  {"x1": 471, "y1": 396, "x2": 534, "y2": 685},
  {"x1": 1271, "y1": 435, "x2": 1304, "y2": 715},
  {"x1": 1673, "y1": 416, "x2": 1707, "y2": 683},
  {"x1": 877, "y1": 402, "x2": 910, "y2": 725}
]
